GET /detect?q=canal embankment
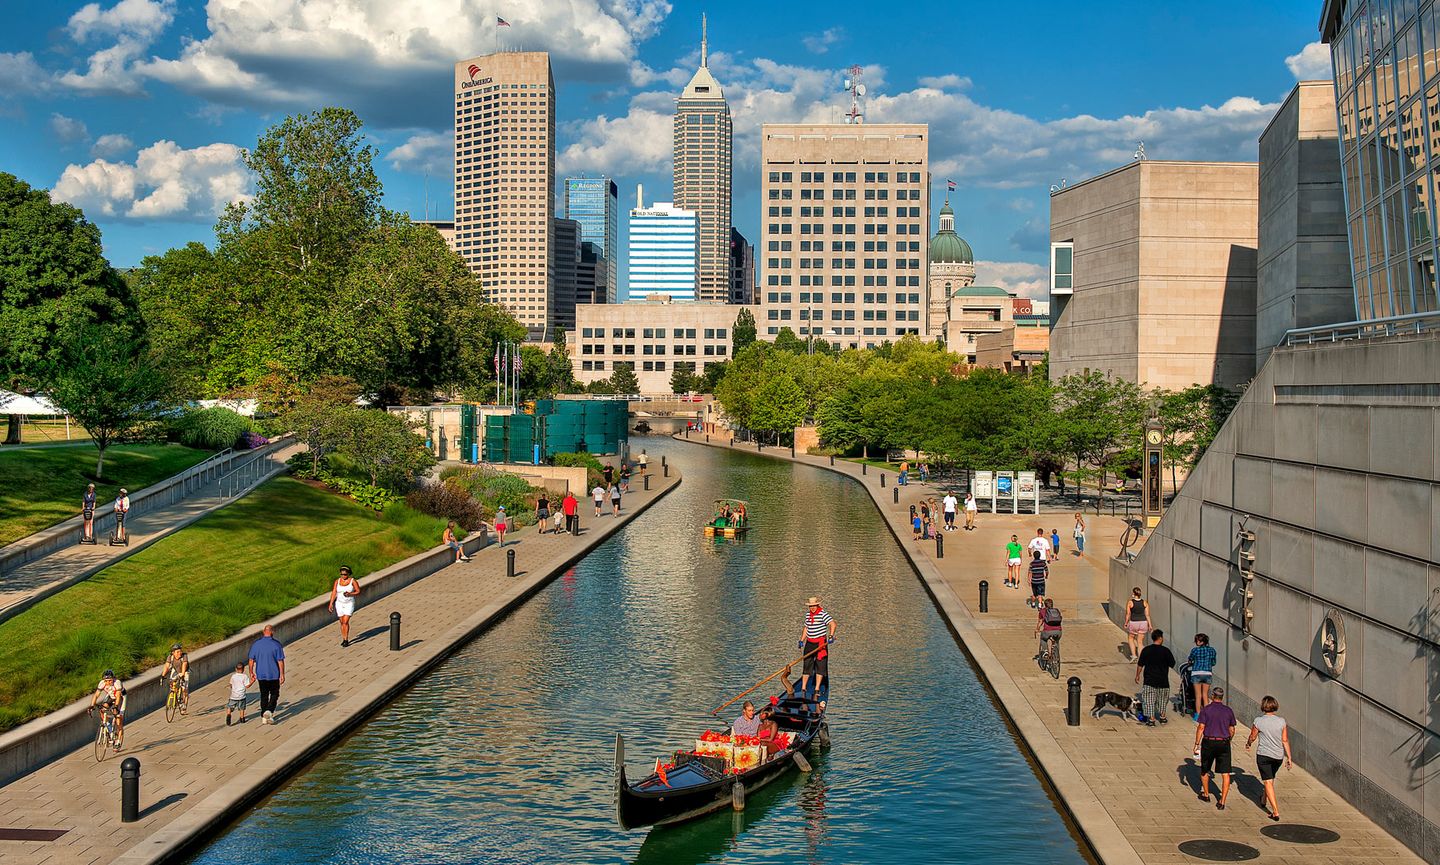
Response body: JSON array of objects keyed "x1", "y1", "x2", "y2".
[
  {"x1": 675, "y1": 434, "x2": 1420, "y2": 865},
  {"x1": 0, "y1": 466, "x2": 681, "y2": 865}
]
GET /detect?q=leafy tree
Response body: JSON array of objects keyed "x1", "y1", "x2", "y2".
[
  {"x1": 699, "y1": 360, "x2": 728, "y2": 393},
  {"x1": 335, "y1": 409, "x2": 435, "y2": 491},
  {"x1": 732, "y1": 308, "x2": 757, "y2": 353},
  {"x1": 773, "y1": 326, "x2": 807, "y2": 355},
  {"x1": 1051, "y1": 370, "x2": 1147, "y2": 497},
  {"x1": 0, "y1": 172, "x2": 138, "y2": 442},
  {"x1": 1157, "y1": 384, "x2": 1240, "y2": 490},
  {"x1": 47, "y1": 326, "x2": 172, "y2": 479},
  {"x1": 750, "y1": 370, "x2": 806, "y2": 441},
  {"x1": 670, "y1": 361, "x2": 698, "y2": 394},
  {"x1": 608, "y1": 361, "x2": 640, "y2": 395}
]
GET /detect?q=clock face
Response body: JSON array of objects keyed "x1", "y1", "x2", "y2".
[{"x1": 1146, "y1": 429, "x2": 1162, "y2": 445}]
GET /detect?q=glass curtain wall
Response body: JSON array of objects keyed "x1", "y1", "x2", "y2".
[{"x1": 1331, "y1": 0, "x2": 1440, "y2": 319}]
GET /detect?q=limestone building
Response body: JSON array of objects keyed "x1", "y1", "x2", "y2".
[
  {"x1": 926, "y1": 198, "x2": 976, "y2": 333},
  {"x1": 1048, "y1": 160, "x2": 1259, "y2": 390},
  {"x1": 673, "y1": 17, "x2": 733, "y2": 304},
  {"x1": 569, "y1": 300, "x2": 760, "y2": 393},
  {"x1": 944, "y1": 285, "x2": 1016, "y2": 363},
  {"x1": 759, "y1": 123, "x2": 930, "y2": 349},
  {"x1": 453, "y1": 52, "x2": 556, "y2": 336}
]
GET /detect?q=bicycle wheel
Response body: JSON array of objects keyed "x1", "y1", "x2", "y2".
[
  {"x1": 1049, "y1": 644, "x2": 1061, "y2": 680},
  {"x1": 94, "y1": 721, "x2": 108, "y2": 762},
  {"x1": 164, "y1": 685, "x2": 178, "y2": 723}
]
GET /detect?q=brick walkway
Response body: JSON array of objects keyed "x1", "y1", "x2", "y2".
[
  {"x1": 0, "y1": 469, "x2": 679, "y2": 865},
  {"x1": 683, "y1": 436, "x2": 1419, "y2": 865},
  {"x1": 0, "y1": 443, "x2": 304, "y2": 625}
]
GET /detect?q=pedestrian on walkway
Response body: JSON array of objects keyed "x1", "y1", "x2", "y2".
[
  {"x1": 942, "y1": 491, "x2": 957, "y2": 531},
  {"x1": 922, "y1": 512, "x2": 934, "y2": 540},
  {"x1": 620, "y1": 463, "x2": 630, "y2": 493},
  {"x1": 82, "y1": 483, "x2": 97, "y2": 541},
  {"x1": 329, "y1": 566, "x2": 360, "y2": 647},
  {"x1": 1027, "y1": 528, "x2": 1052, "y2": 562},
  {"x1": 1245, "y1": 695, "x2": 1292, "y2": 821},
  {"x1": 898, "y1": 460, "x2": 909, "y2": 485},
  {"x1": 1193, "y1": 687, "x2": 1237, "y2": 808},
  {"x1": 911, "y1": 506, "x2": 921, "y2": 541},
  {"x1": 920, "y1": 462, "x2": 930, "y2": 482},
  {"x1": 537, "y1": 495, "x2": 552, "y2": 534},
  {"x1": 964, "y1": 492, "x2": 978, "y2": 530},
  {"x1": 638, "y1": 451, "x2": 648, "y2": 473},
  {"x1": 1135, "y1": 629, "x2": 1175, "y2": 726},
  {"x1": 444, "y1": 521, "x2": 470, "y2": 562},
  {"x1": 1125, "y1": 587, "x2": 1151, "y2": 660},
  {"x1": 246, "y1": 625, "x2": 285, "y2": 725},
  {"x1": 609, "y1": 483, "x2": 622, "y2": 516},
  {"x1": 563, "y1": 490, "x2": 579, "y2": 533},
  {"x1": 225, "y1": 662, "x2": 249, "y2": 725},
  {"x1": 592, "y1": 483, "x2": 606, "y2": 517},
  {"x1": 1072, "y1": 512, "x2": 1086, "y2": 555},
  {"x1": 1005, "y1": 535, "x2": 1023, "y2": 588},
  {"x1": 1187, "y1": 634, "x2": 1216, "y2": 718},
  {"x1": 1051, "y1": 528, "x2": 1061, "y2": 559},
  {"x1": 603, "y1": 463, "x2": 614, "y2": 487},
  {"x1": 1027, "y1": 550, "x2": 1048, "y2": 608},
  {"x1": 113, "y1": 488, "x2": 130, "y2": 542}
]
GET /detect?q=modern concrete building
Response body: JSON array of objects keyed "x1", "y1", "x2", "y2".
[
  {"x1": 673, "y1": 16, "x2": 733, "y2": 304},
  {"x1": 1048, "y1": 160, "x2": 1259, "y2": 390},
  {"x1": 942, "y1": 286, "x2": 1015, "y2": 362},
  {"x1": 974, "y1": 323, "x2": 1049, "y2": 373},
  {"x1": 927, "y1": 198, "x2": 976, "y2": 334},
  {"x1": 569, "y1": 300, "x2": 759, "y2": 393},
  {"x1": 729, "y1": 227, "x2": 755, "y2": 304},
  {"x1": 759, "y1": 123, "x2": 930, "y2": 349},
  {"x1": 576, "y1": 241, "x2": 608, "y2": 307},
  {"x1": 453, "y1": 52, "x2": 556, "y2": 336},
  {"x1": 564, "y1": 177, "x2": 619, "y2": 304},
  {"x1": 552, "y1": 217, "x2": 581, "y2": 332},
  {"x1": 628, "y1": 196, "x2": 698, "y2": 301},
  {"x1": 1325, "y1": 0, "x2": 1439, "y2": 320},
  {"x1": 1256, "y1": 81, "x2": 1354, "y2": 367}
]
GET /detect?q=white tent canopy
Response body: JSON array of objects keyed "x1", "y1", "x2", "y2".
[{"x1": 0, "y1": 391, "x2": 63, "y2": 416}]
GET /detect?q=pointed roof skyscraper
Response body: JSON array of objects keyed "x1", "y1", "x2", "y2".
[{"x1": 673, "y1": 14, "x2": 733, "y2": 303}]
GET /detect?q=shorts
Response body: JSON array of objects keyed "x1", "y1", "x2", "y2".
[
  {"x1": 802, "y1": 642, "x2": 829, "y2": 679},
  {"x1": 944, "y1": 511, "x2": 955, "y2": 523},
  {"x1": 1126, "y1": 620, "x2": 1150, "y2": 635},
  {"x1": 1030, "y1": 580, "x2": 1046, "y2": 596},
  {"x1": 1008, "y1": 557, "x2": 1022, "y2": 566},
  {"x1": 1199, "y1": 739, "x2": 1232, "y2": 775},
  {"x1": 1256, "y1": 754, "x2": 1283, "y2": 780},
  {"x1": 447, "y1": 540, "x2": 461, "y2": 552},
  {"x1": 494, "y1": 522, "x2": 507, "y2": 532},
  {"x1": 537, "y1": 508, "x2": 549, "y2": 520},
  {"x1": 335, "y1": 600, "x2": 355, "y2": 618},
  {"x1": 226, "y1": 698, "x2": 247, "y2": 711},
  {"x1": 1190, "y1": 670, "x2": 1213, "y2": 682}
]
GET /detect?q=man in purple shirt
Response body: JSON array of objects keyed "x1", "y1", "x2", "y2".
[{"x1": 1192, "y1": 687, "x2": 1237, "y2": 809}]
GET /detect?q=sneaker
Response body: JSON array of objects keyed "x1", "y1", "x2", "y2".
[
  {"x1": 226, "y1": 715, "x2": 232, "y2": 726},
  {"x1": 342, "y1": 639, "x2": 350, "y2": 647},
  {"x1": 239, "y1": 716, "x2": 246, "y2": 723},
  {"x1": 1158, "y1": 715, "x2": 1168, "y2": 725},
  {"x1": 263, "y1": 710, "x2": 273, "y2": 724}
]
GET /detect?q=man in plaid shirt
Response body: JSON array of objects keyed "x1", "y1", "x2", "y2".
[{"x1": 1134, "y1": 629, "x2": 1175, "y2": 726}]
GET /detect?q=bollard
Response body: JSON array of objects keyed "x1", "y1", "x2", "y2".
[
  {"x1": 571, "y1": 515, "x2": 580, "y2": 536},
  {"x1": 664, "y1": 464, "x2": 670, "y2": 477},
  {"x1": 862, "y1": 463, "x2": 867, "y2": 475},
  {"x1": 936, "y1": 532, "x2": 944, "y2": 559},
  {"x1": 1067, "y1": 677, "x2": 1082, "y2": 726},
  {"x1": 829, "y1": 455, "x2": 834, "y2": 466},
  {"x1": 662, "y1": 455, "x2": 667, "y2": 468},
  {"x1": 506, "y1": 548, "x2": 516, "y2": 578},
  {"x1": 979, "y1": 580, "x2": 989, "y2": 613},
  {"x1": 893, "y1": 487, "x2": 899, "y2": 504},
  {"x1": 120, "y1": 757, "x2": 140, "y2": 823},
  {"x1": 389, "y1": 612, "x2": 401, "y2": 651},
  {"x1": 644, "y1": 474, "x2": 650, "y2": 490},
  {"x1": 706, "y1": 435, "x2": 709, "y2": 443},
  {"x1": 791, "y1": 444, "x2": 796, "y2": 458}
]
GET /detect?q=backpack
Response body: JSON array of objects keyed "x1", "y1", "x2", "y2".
[{"x1": 1043, "y1": 608, "x2": 1063, "y2": 627}]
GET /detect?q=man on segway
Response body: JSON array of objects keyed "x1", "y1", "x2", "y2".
[{"x1": 111, "y1": 488, "x2": 130, "y2": 545}]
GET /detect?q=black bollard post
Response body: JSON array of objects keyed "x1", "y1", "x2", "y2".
[
  {"x1": 1067, "y1": 677, "x2": 1082, "y2": 726},
  {"x1": 791, "y1": 444, "x2": 796, "y2": 458},
  {"x1": 661, "y1": 455, "x2": 667, "y2": 468},
  {"x1": 389, "y1": 612, "x2": 401, "y2": 651},
  {"x1": 571, "y1": 514, "x2": 580, "y2": 536},
  {"x1": 644, "y1": 474, "x2": 650, "y2": 490},
  {"x1": 120, "y1": 757, "x2": 140, "y2": 823},
  {"x1": 705, "y1": 435, "x2": 709, "y2": 443},
  {"x1": 881, "y1": 473, "x2": 886, "y2": 487},
  {"x1": 664, "y1": 464, "x2": 669, "y2": 477},
  {"x1": 862, "y1": 463, "x2": 867, "y2": 475},
  {"x1": 936, "y1": 532, "x2": 944, "y2": 559},
  {"x1": 979, "y1": 580, "x2": 989, "y2": 613},
  {"x1": 893, "y1": 487, "x2": 899, "y2": 504},
  {"x1": 506, "y1": 548, "x2": 516, "y2": 578},
  {"x1": 829, "y1": 455, "x2": 834, "y2": 466}
]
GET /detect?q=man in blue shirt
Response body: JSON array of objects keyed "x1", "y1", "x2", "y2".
[{"x1": 247, "y1": 625, "x2": 286, "y2": 725}]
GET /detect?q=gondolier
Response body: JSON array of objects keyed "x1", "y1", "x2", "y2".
[{"x1": 797, "y1": 596, "x2": 835, "y2": 709}]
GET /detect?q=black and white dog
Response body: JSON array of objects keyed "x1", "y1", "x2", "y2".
[{"x1": 1090, "y1": 691, "x2": 1138, "y2": 721}]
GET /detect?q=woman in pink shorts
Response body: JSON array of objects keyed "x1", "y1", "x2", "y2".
[{"x1": 1125, "y1": 587, "x2": 1151, "y2": 660}]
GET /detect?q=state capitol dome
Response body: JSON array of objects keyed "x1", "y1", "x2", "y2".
[{"x1": 928, "y1": 200, "x2": 974, "y2": 264}]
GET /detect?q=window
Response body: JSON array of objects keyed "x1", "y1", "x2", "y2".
[{"x1": 1051, "y1": 242, "x2": 1074, "y2": 294}]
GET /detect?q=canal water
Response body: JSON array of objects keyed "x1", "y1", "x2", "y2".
[{"x1": 191, "y1": 440, "x2": 1090, "y2": 865}]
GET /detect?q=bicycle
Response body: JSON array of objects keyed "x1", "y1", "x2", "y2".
[
  {"x1": 1039, "y1": 635, "x2": 1062, "y2": 680},
  {"x1": 92, "y1": 703, "x2": 122, "y2": 762},
  {"x1": 163, "y1": 674, "x2": 189, "y2": 723}
]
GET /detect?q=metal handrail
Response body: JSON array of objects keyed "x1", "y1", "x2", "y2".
[{"x1": 1283, "y1": 310, "x2": 1440, "y2": 346}]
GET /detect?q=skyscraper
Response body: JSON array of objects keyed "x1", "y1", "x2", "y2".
[
  {"x1": 564, "y1": 177, "x2": 619, "y2": 304},
  {"x1": 629, "y1": 190, "x2": 698, "y2": 301},
  {"x1": 552, "y1": 217, "x2": 581, "y2": 332},
  {"x1": 673, "y1": 15, "x2": 733, "y2": 303},
  {"x1": 453, "y1": 52, "x2": 556, "y2": 336}
]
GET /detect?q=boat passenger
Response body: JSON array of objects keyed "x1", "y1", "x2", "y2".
[
  {"x1": 756, "y1": 711, "x2": 784, "y2": 758},
  {"x1": 732, "y1": 701, "x2": 762, "y2": 737},
  {"x1": 735, "y1": 504, "x2": 746, "y2": 527}
]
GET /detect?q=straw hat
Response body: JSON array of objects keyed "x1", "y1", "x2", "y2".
[{"x1": 806, "y1": 596, "x2": 820, "y2": 607}]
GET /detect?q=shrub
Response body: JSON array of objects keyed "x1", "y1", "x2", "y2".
[
  {"x1": 552, "y1": 452, "x2": 604, "y2": 472},
  {"x1": 176, "y1": 407, "x2": 253, "y2": 450},
  {"x1": 439, "y1": 466, "x2": 542, "y2": 526},
  {"x1": 405, "y1": 480, "x2": 487, "y2": 532},
  {"x1": 239, "y1": 431, "x2": 270, "y2": 450}
]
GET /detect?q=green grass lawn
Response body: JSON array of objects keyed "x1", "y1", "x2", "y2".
[
  {"x1": 0, "y1": 443, "x2": 211, "y2": 547},
  {"x1": 0, "y1": 476, "x2": 446, "y2": 732}
]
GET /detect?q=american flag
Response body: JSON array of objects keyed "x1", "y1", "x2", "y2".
[
  {"x1": 513, "y1": 353, "x2": 521, "y2": 373},
  {"x1": 947, "y1": 180, "x2": 956, "y2": 191},
  {"x1": 493, "y1": 346, "x2": 500, "y2": 375},
  {"x1": 497, "y1": 16, "x2": 511, "y2": 27}
]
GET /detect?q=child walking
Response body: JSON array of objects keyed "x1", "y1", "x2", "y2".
[{"x1": 225, "y1": 662, "x2": 249, "y2": 725}]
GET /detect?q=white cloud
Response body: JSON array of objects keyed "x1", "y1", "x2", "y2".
[
  {"x1": 60, "y1": 0, "x2": 176, "y2": 96},
  {"x1": 0, "y1": 52, "x2": 52, "y2": 97},
  {"x1": 139, "y1": 0, "x2": 672, "y2": 128},
  {"x1": 558, "y1": 107, "x2": 673, "y2": 177},
  {"x1": 52, "y1": 140, "x2": 251, "y2": 222},
  {"x1": 92, "y1": 133, "x2": 134, "y2": 158},
  {"x1": 802, "y1": 28, "x2": 843, "y2": 55},
  {"x1": 1007, "y1": 216, "x2": 1049, "y2": 253},
  {"x1": 975, "y1": 260, "x2": 1049, "y2": 299},
  {"x1": 386, "y1": 131, "x2": 452, "y2": 175},
  {"x1": 1286, "y1": 41, "x2": 1333, "y2": 81},
  {"x1": 917, "y1": 74, "x2": 971, "y2": 91},
  {"x1": 49, "y1": 114, "x2": 90, "y2": 145}
]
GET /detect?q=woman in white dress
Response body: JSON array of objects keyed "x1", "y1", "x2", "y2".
[{"x1": 329, "y1": 566, "x2": 360, "y2": 647}]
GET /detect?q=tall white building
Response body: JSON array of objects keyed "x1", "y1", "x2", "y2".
[{"x1": 627, "y1": 190, "x2": 698, "y2": 301}]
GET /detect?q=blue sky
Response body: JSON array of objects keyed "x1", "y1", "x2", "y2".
[{"x1": 0, "y1": 0, "x2": 1331, "y2": 297}]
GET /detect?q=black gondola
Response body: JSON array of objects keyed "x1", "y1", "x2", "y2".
[{"x1": 615, "y1": 690, "x2": 831, "y2": 830}]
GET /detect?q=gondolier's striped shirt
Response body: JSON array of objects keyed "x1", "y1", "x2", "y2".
[{"x1": 804, "y1": 609, "x2": 834, "y2": 641}]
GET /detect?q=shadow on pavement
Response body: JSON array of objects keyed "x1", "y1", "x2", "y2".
[{"x1": 139, "y1": 792, "x2": 187, "y2": 820}]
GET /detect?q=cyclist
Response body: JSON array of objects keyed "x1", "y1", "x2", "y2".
[
  {"x1": 88, "y1": 670, "x2": 127, "y2": 749},
  {"x1": 1035, "y1": 598, "x2": 1063, "y2": 664},
  {"x1": 160, "y1": 643, "x2": 190, "y2": 709}
]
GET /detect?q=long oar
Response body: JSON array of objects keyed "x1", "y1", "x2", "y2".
[{"x1": 710, "y1": 645, "x2": 821, "y2": 716}]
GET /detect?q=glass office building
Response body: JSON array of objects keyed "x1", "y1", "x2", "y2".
[
  {"x1": 1324, "y1": 0, "x2": 1440, "y2": 319},
  {"x1": 564, "y1": 177, "x2": 619, "y2": 304},
  {"x1": 628, "y1": 202, "x2": 698, "y2": 301}
]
